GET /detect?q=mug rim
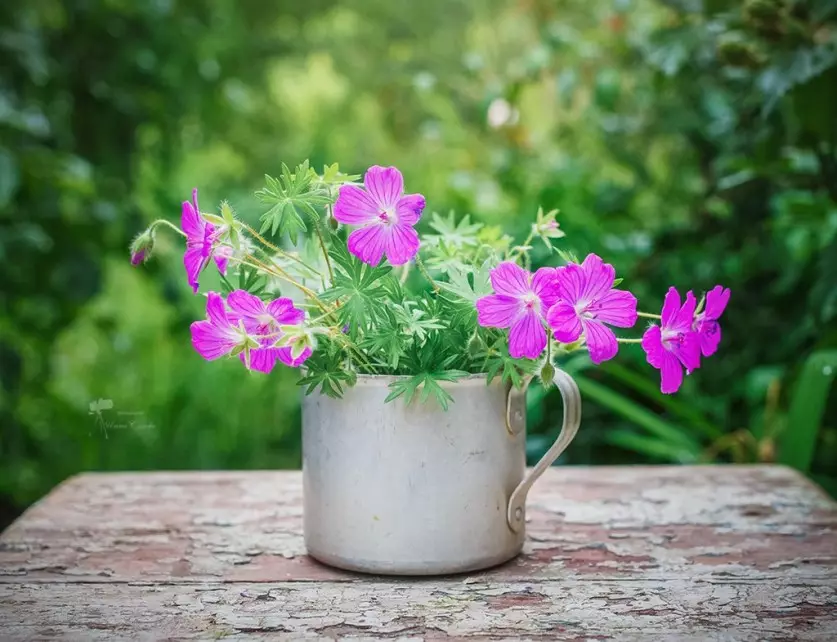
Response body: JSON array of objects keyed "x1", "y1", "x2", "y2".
[{"x1": 352, "y1": 373, "x2": 495, "y2": 387}]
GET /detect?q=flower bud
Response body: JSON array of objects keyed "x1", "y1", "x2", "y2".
[
  {"x1": 130, "y1": 228, "x2": 155, "y2": 266},
  {"x1": 539, "y1": 361, "x2": 556, "y2": 389}
]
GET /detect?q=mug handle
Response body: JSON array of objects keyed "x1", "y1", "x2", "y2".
[{"x1": 504, "y1": 368, "x2": 582, "y2": 533}]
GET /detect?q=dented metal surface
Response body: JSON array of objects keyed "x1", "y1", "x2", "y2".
[{"x1": 0, "y1": 465, "x2": 835, "y2": 639}]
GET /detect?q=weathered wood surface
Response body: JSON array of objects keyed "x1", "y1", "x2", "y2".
[{"x1": 0, "y1": 465, "x2": 835, "y2": 640}]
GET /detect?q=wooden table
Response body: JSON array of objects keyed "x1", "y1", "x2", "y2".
[{"x1": 1, "y1": 465, "x2": 835, "y2": 640}]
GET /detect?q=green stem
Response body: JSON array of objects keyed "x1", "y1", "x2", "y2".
[
  {"x1": 637, "y1": 311, "x2": 662, "y2": 320},
  {"x1": 151, "y1": 219, "x2": 187, "y2": 238},
  {"x1": 313, "y1": 224, "x2": 335, "y2": 285},
  {"x1": 415, "y1": 255, "x2": 440, "y2": 293},
  {"x1": 239, "y1": 221, "x2": 322, "y2": 276},
  {"x1": 617, "y1": 337, "x2": 643, "y2": 344}
]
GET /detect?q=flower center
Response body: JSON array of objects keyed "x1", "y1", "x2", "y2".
[
  {"x1": 378, "y1": 208, "x2": 398, "y2": 226},
  {"x1": 256, "y1": 313, "x2": 274, "y2": 327},
  {"x1": 575, "y1": 300, "x2": 596, "y2": 320},
  {"x1": 661, "y1": 329, "x2": 685, "y2": 349},
  {"x1": 522, "y1": 293, "x2": 540, "y2": 312}
]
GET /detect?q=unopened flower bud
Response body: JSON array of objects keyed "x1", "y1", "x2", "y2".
[
  {"x1": 539, "y1": 361, "x2": 556, "y2": 388},
  {"x1": 130, "y1": 228, "x2": 155, "y2": 266}
]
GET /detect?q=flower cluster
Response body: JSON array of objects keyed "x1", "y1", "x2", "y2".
[
  {"x1": 130, "y1": 162, "x2": 729, "y2": 400},
  {"x1": 641, "y1": 285, "x2": 730, "y2": 393},
  {"x1": 191, "y1": 290, "x2": 311, "y2": 374}
]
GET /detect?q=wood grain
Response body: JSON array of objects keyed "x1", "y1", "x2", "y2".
[{"x1": 1, "y1": 465, "x2": 835, "y2": 639}]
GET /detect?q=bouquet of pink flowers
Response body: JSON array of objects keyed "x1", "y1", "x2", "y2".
[{"x1": 132, "y1": 162, "x2": 729, "y2": 406}]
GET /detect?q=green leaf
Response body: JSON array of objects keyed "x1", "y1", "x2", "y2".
[
  {"x1": 424, "y1": 211, "x2": 483, "y2": 248},
  {"x1": 778, "y1": 350, "x2": 837, "y2": 472},
  {"x1": 437, "y1": 259, "x2": 493, "y2": 304},
  {"x1": 255, "y1": 160, "x2": 332, "y2": 244},
  {"x1": 599, "y1": 361, "x2": 722, "y2": 440},
  {"x1": 605, "y1": 429, "x2": 699, "y2": 463},
  {"x1": 320, "y1": 162, "x2": 361, "y2": 185},
  {"x1": 575, "y1": 375, "x2": 703, "y2": 455},
  {"x1": 385, "y1": 370, "x2": 469, "y2": 410}
]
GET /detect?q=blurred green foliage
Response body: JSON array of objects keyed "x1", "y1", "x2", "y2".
[{"x1": 2, "y1": 0, "x2": 836, "y2": 525}]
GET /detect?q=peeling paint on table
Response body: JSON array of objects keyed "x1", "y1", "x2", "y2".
[{"x1": 1, "y1": 465, "x2": 835, "y2": 639}]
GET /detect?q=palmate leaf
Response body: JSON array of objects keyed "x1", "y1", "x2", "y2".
[
  {"x1": 384, "y1": 369, "x2": 470, "y2": 411},
  {"x1": 320, "y1": 239, "x2": 392, "y2": 333},
  {"x1": 423, "y1": 211, "x2": 483, "y2": 248},
  {"x1": 297, "y1": 340, "x2": 358, "y2": 399},
  {"x1": 359, "y1": 308, "x2": 406, "y2": 369},
  {"x1": 392, "y1": 302, "x2": 445, "y2": 341},
  {"x1": 319, "y1": 162, "x2": 361, "y2": 185},
  {"x1": 479, "y1": 337, "x2": 538, "y2": 389},
  {"x1": 256, "y1": 160, "x2": 332, "y2": 244},
  {"x1": 437, "y1": 259, "x2": 493, "y2": 304}
]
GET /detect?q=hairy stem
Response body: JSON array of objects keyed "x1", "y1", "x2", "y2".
[
  {"x1": 238, "y1": 221, "x2": 322, "y2": 276},
  {"x1": 151, "y1": 219, "x2": 187, "y2": 238},
  {"x1": 637, "y1": 311, "x2": 662, "y2": 320},
  {"x1": 415, "y1": 255, "x2": 440, "y2": 293},
  {"x1": 314, "y1": 224, "x2": 335, "y2": 285},
  {"x1": 617, "y1": 337, "x2": 643, "y2": 344}
]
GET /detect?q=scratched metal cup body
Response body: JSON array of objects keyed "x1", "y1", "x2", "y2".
[{"x1": 301, "y1": 371, "x2": 581, "y2": 575}]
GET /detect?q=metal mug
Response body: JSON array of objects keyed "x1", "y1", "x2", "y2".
[{"x1": 302, "y1": 370, "x2": 581, "y2": 575}]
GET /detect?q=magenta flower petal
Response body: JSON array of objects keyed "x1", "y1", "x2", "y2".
[
  {"x1": 531, "y1": 267, "x2": 561, "y2": 309},
  {"x1": 277, "y1": 346, "x2": 312, "y2": 368},
  {"x1": 191, "y1": 320, "x2": 238, "y2": 360},
  {"x1": 678, "y1": 330, "x2": 702, "y2": 373},
  {"x1": 334, "y1": 184, "x2": 379, "y2": 225},
  {"x1": 641, "y1": 324, "x2": 664, "y2": 369},
  {"x1": 364, "y1": 165, "x2": 403, "y2": 209},
  {"x1": 184, "y1": 247, "x2": 208, "y2": 294},
  {"x1": 661, "y1": 287, "x2": 681, "y2": 328},
  {"x1": 267, "y1": 298, "x2": 305, "y2": 324},
  {"x1": 213, "y1": 246, "x2": 233, "y2": 275},
  {"x1": 660, "y1": 351, "x2": 684, "y2": 394},
  {"x1": 396, "y1": 194, "x2": 426, "y2": 225},
  {"x1": 347, "y1": 225, "x2": 388, "y2": 266},
  {"x1": 181, "y1": 192, "x2": 203, "y2": 239},
  {"x1": 699, "y1": 321, "x2": 722, "y2": 357},
  {"x1": 704, "y1": 285, "x2": 731, "y2": 320},
  {"x1": 385, "y1": 223, "x2": 420, "y2": 266},
  {"x1": 227, "y1": 290, "x2": 267, "y2": 318},
  {"x1": 130, "y1": 248, "x2": 147, "y2": 266},
  {"x1": 695, "y1": 285, "x2": 730, "y2": 358},
  {"x1": 509, "y1": 308, "x2": 547, "y2": 359},
  {"x1": 589, "y1": 290, "x2": 638, "y2": 327},
  {"x1": 476, "y1": 295, "x2": 521, "y2": 328},
  {"x1": 205, "y1": 292, "x2": 231, "y2": 327},
  {"x1": 546, "y1": 301, "x2": 583, "y2": 343},
  {"x1": 490, "y1": 262, "x2": 531, "y2": 297},
  {"x1": 582, "y1": 320, "x2": 618, "y2": 365},
  {"x1": 579, "y1": 254, "x2": 615, "y2": 302},
  {"x1": 243, "y1": 347, "x2": 279, "y2": 374},
  {"x1": 555, "y1": 264, "x2": 584, "y2": 302}
]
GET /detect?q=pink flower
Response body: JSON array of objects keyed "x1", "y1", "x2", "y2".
[
  {"x1": 130, "y1": 247, "x2": 148, "y2": 266},
  {"x1": 694, "y1": 285, "x2": 730, "y2": 357},
  {"x1": 182, "y1": 188, "x2": 231, "y2": 293},
  {"x1": 476, "y1": 262, "x2": 560, "y2": 359},
  {"x1": 190, "y1": 292, "x2": 256, "y2": 362},
  {"x1": 641, "y1": 287, "x2": 701, "y2": 394},
  {"x1": 226, "y1": 290, "x2": 311, "y2": 372},
  {"x1": 546, "y1": 254, "x2": 637, "y2": 364},
  {"x1": 333, "y1": 166, "x2": 426, "y2": 266}
]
